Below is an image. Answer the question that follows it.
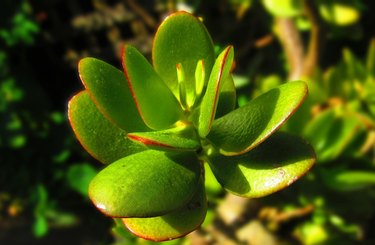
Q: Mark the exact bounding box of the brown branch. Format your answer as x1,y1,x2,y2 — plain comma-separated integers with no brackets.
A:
302,0,326,77
275,17,305,80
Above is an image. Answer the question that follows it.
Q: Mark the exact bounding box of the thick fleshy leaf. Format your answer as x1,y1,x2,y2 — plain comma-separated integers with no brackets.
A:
207,81,307,156
123,180,207,241
128,125,200,152
153,11,215,96
89,150,201,218
122,45,184,130
215,75,237,118
207,132,315,198
68,91,145,164
79,58,148,132
198,46,234,137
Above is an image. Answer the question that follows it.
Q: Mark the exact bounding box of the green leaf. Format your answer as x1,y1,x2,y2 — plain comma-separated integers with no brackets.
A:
198,46,234,137
89,150,201,218
304,109,364,162
207,132,315,198
123,45,184,130
208,81,307,156
128,125,201,152
215,75,237,118
122,180,207,241
66,163,97,196
367,39,375,77
153,11,215,96
321,169,375,192
79,58,148,132
68,91,146,164
262,0,303,17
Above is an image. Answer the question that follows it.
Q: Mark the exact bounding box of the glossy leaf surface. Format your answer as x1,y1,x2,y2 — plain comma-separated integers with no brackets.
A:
123,181,207,241
79,58,148,132
68,91,145,164
123,45,184,130
208,81,307,156
198,46,234,137
207,132,315,198
89,150,201,218
128,125,200,152
153,11,215,96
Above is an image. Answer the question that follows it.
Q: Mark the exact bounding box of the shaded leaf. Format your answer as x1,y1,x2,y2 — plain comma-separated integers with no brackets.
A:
198,46,234,137
89,150,201,218
153,11,215,96
79,58,148,132
68,91,145,164
215,75,237,118
208,81,307,156
123,45,184,130
207,132,315,198
123,180,207,241
128,125,201,152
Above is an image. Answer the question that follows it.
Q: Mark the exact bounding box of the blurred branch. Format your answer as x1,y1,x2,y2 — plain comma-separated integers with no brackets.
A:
276,17,305,80
126,0,157,29
275,0,325,79
302,0,326,77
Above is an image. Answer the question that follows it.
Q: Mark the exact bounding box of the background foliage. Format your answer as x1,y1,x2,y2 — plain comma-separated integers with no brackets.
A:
1,0,374,244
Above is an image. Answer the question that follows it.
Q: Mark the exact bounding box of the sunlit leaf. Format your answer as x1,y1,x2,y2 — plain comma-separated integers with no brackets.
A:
153,11,215,97
208,81,307,156
304,109,364,162
89,150,201,218
207,132,315,198
123,45,184,130
262,0,303,17
79,58,148,132
128,125,200,152
319,3,360,26
321,169,375,192
68,91,145,164
198,46,234,137
123,180,206,241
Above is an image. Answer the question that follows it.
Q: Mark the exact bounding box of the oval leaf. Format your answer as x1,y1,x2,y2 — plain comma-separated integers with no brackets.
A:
79,58,148,132
153,11,215,96
89,150,201,218
123,180,207,241
207,132,316,198
68,91,145,164
198,46,234,137
123,45,184,130
207,81,308,156
128,125,201,152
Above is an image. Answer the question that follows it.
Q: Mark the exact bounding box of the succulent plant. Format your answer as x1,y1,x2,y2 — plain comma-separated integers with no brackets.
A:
68,11,315,241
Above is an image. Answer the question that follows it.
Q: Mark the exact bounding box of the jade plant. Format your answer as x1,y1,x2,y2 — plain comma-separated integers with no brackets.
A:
67,11,315,241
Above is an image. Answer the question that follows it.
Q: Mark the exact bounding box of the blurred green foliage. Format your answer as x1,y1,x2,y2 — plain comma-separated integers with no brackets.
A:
1,0,375,244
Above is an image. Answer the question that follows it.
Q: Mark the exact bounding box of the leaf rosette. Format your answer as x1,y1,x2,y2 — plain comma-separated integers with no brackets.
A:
68,11,315,241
